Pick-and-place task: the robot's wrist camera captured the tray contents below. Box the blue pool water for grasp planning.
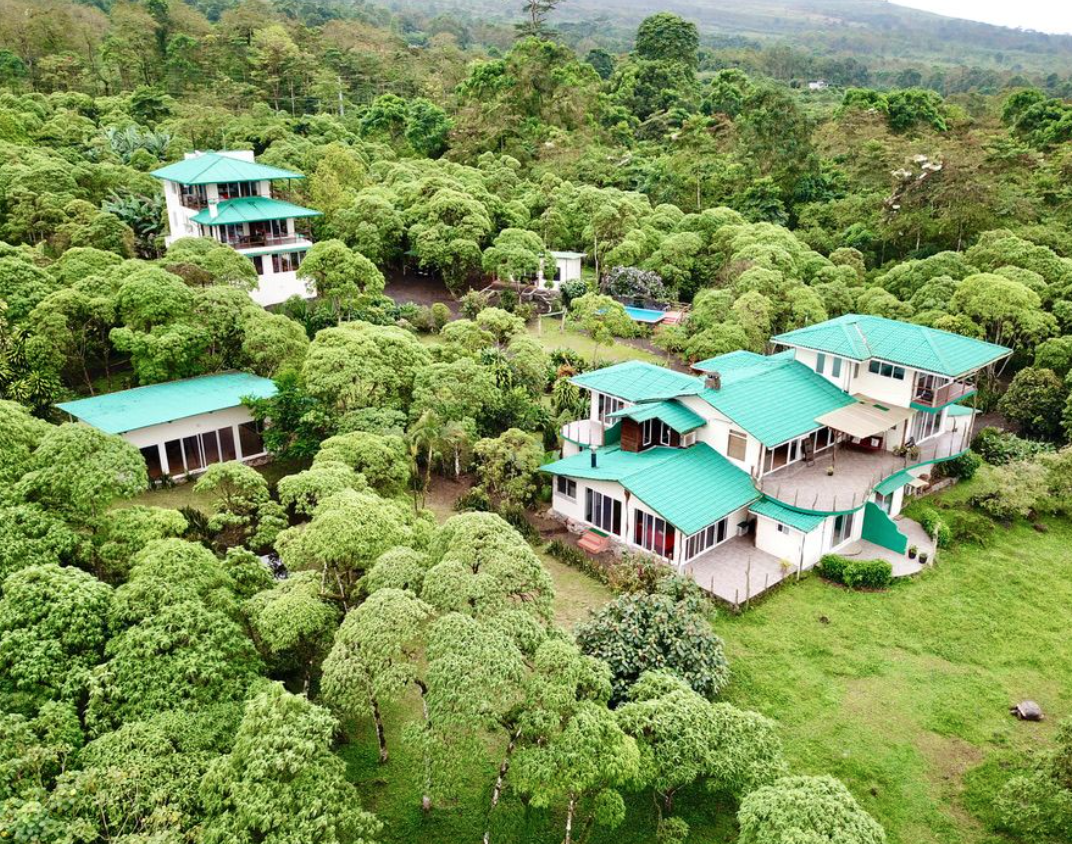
[623,306,667,323]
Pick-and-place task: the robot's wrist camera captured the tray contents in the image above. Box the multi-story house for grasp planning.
[153,150,321,307]
[545,314,1010,603]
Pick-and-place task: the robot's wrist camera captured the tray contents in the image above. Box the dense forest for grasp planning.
[2,1,1072,843]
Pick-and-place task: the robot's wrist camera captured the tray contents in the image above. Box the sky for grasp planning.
[894,0,1072,34]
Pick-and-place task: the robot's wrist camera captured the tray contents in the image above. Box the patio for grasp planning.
[684,516,936,606]
[757,426,970,512]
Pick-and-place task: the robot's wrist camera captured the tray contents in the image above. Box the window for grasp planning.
[251,255,264,275]
[868,360,906,380]
[634,509,675,558]
[141,445,163,480]
[217,181,258,199]
[832,511,855,546]
[585,489,622,535]
[218,427,237,461]
[660,423,672,446]
[271,251,304,273]
[831,357,842,378]
[556,476,577,500]
[641,418,654,446]
[685,517,727,560]
[238,421,265,458]
[202,430,220,465]
[164,439,183,475]
[182,435,204,473]
[597,394,625,426]
[816,353,826,374]
[777,523,790,534]
[640,418,672,449]
[727,430,748,461]
[911,410,940,442]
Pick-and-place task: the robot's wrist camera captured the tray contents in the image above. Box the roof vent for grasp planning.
[706,371,721,391]
[590,445,598,468]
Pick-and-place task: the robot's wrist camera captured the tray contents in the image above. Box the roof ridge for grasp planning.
[916,323,952,372]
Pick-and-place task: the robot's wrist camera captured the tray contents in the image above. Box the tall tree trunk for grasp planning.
[371,696,388,763]
[483,728,521,844]
[415,679,433,812]
[563,792,576,844]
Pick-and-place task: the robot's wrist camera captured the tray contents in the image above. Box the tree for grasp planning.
[240,306,309,378]
[482,228,547,285]
[576,577,729,703]
[515,1,561,39]
[201,683,382,844]
[0,564,111,706]
[616,671,785,817]
[164,237,258,289]
[16,424,147,523]
[313,431,411,498]
[472,428,544,506]
[737,775,886,844]
[193,461,287,550]
[0,399,49,486]
[634,13,699,69]
[585,48,615,80]
[998,367,1068,441]
[567,293,637,364]
[421,511,555,622]
[300,239,385,324]
[321,587,432,763]
[245,572,340,692]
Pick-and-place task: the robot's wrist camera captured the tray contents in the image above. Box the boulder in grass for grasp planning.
[1010,700,1044,721]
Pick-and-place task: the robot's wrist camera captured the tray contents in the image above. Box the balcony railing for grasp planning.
[561,419,605,448]
[220,234,308,249]
[757,426,970,513]
[181,195,208,210]
[913,379,972,408]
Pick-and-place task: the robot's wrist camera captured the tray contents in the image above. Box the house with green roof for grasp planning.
[57,372,277,482]
[153,151,321,307]
[543,315,1008,602]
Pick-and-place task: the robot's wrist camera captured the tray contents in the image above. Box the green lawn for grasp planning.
[340,483,1070,844]
[526,318,665,365]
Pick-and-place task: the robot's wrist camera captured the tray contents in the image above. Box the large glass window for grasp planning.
[556,476,577,500]
[585,489,622,535]
[634,508,675,559]
[218,427,237,461]
[217,181,258,199]
[141,445,163,480]
[831,357,842,378]
[238,421,265,458]
[182,435,204,473]
[685,517,727,560]
[911,410,940,442]
[597,394,625,426]
[271,251,304,273]
[816,353,826,374]
[640,419,672,449]
[164,439,184,475]
[868,360,906,380]
[832,511,855,546]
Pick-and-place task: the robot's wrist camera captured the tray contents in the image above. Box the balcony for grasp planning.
[222,234,309,250]
[912,378,973,408]
[561,419,605,448]
[181,195,208,210]
[757,426,971,513]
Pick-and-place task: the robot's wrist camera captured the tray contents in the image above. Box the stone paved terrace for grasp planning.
[757,427,970,513]
[685,516,935,607]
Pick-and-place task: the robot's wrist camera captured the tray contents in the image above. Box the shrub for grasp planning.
[972,426,1054,466]
[937,450,981,480]
[430,302,451,331]
[459,289,489,319]
[559,279,588,307]
[546,538,610,584]
[454,486,491,512]
[942,509,994,546]
[497,502,541,543]
[914,506,953,547]
[816,554,892,589]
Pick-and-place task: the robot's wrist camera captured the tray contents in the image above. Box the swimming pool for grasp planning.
[623,306,667,324]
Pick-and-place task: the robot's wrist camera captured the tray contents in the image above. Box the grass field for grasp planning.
[339,483,1071,844]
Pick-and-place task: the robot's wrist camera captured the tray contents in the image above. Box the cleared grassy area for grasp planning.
[526,318,665,364]
[122,458,310,514]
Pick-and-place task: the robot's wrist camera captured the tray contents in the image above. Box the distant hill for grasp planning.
[382,0,1072,73]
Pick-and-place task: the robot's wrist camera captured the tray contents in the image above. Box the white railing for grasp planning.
[561,419,605,448]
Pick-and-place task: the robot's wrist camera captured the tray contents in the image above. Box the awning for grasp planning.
[815,394,914,440]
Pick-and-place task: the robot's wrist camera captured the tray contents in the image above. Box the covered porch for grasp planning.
[757,425,970,512]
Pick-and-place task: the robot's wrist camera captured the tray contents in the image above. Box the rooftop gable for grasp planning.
[56,372,277,434]
[570,360,704,402]
[772,314,1010,378]
[606,399,706,434]
[151,152,304,186]
[693,352,854,448]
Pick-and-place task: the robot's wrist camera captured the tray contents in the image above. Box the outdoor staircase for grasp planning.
[660,310,685,325]
[578,528,611,554]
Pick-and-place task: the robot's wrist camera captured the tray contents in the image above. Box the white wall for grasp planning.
[678,394,763,475]
[122,405,264,478]
[250,267,311,307]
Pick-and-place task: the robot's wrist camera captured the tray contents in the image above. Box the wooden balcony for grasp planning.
[757,426,970,513]
[912,379,973,408]
[222,234,308,249]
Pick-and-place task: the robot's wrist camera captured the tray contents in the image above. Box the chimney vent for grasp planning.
[590,446,597,468]
[706,371,721,391]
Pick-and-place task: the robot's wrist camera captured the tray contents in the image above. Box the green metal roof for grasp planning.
[911,389,977,413]
[241,244,312,257]
[151,152,304,186]
[874,469,913,497]
[772,314,1011,378]
[749,497,826,533]
[56,372,277,435]
[542,445,680,482]
[606,400,706,434]
[571,361,704,402]
[693,351,854,448]
[191,196,321,226]
[946,404,974,417]
[543,443,759,535]
[624,444,760,535]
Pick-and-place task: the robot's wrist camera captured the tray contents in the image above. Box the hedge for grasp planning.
[816,554,893,589]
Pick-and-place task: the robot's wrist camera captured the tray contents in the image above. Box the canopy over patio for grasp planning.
[815,394,914,440]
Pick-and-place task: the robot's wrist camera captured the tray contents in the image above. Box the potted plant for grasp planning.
[907,445,921,462]
[908,545,918,559]
[826,466,835,476]
[919,551,929,564]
